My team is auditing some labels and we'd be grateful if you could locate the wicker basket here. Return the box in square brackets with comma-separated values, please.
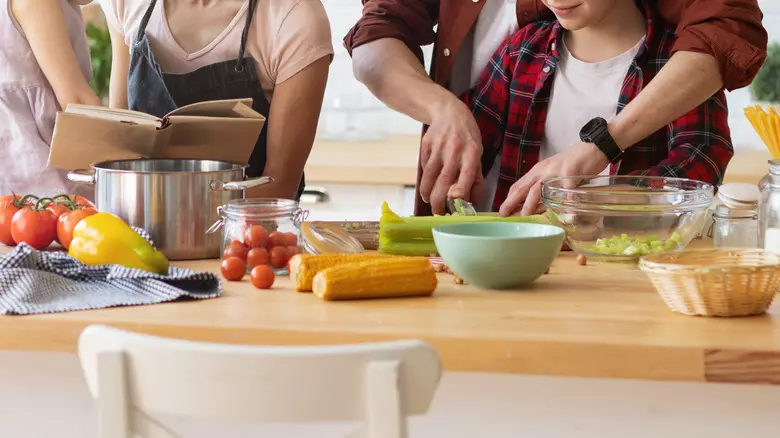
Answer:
[638, 248, 780, 317]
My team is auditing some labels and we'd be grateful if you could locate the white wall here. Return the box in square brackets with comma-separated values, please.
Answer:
[320, 0, 779, 149]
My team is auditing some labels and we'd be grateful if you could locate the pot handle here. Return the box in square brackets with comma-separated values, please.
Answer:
[67, 169, 96, 185]
[211, 176, 274, 191]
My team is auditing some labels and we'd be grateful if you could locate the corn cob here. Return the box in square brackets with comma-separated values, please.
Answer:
[312, 257, 438, 301]
[288, 253, 397, 292]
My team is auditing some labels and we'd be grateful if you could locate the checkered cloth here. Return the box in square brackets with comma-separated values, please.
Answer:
[0, 228, 221, 315]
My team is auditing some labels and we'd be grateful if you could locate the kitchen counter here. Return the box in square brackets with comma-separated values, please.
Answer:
[305, 135, 419, 185]
[305, 134, 772, 187]
[3, 248, 780, 386]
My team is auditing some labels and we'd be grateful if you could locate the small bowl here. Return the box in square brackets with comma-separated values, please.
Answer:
[542, 176, 714, 262]
[432, 222, 565, 290]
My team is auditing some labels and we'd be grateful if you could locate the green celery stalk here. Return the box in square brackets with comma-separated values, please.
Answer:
[380, 215, 551, 240]
[378, 239, 438, 256]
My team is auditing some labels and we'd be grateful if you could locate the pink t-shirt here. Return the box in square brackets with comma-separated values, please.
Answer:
[100, 0, 333, 101]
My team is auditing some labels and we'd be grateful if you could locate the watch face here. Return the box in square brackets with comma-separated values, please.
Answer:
[580, 117, 606, 142]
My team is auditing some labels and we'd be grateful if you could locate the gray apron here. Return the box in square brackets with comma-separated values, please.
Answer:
[127, 0, 304, 199]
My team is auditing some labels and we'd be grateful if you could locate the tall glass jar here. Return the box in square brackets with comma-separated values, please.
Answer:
[759, 160, 780, 252]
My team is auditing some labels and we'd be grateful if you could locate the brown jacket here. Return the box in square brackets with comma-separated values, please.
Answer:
[344, 0, 767, 91]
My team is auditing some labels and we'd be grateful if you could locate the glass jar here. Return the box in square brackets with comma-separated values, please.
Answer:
[712, 204, 758, 248]
[207, 198, 366, 275]
[209, 198, 306, 275]
[760, 160, 780, 253]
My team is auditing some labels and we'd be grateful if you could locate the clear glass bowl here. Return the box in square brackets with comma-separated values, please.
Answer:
[541, 176, 715, 262]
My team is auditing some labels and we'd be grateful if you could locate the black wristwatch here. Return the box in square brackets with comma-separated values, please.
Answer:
[579, 117, 623, 164]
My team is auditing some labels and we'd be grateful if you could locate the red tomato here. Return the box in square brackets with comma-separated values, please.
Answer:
[10, 207, 57, 250]
[286, 232, 299, 246]
[250, 265, 275, 289]
[269, 246, 290, 269]
[243, 225, 269, 248]
[46, 195, 95, 219]
[0, 195, 27, 246]
[287, 246, 300, 256]
[246, 247, 269, 268]
[230, 239, 247, 248]
[220, 257, 246, 281]
[223, 242, 249, 261]
[57, 207, 97, 250]
[267, 231, 287, 248]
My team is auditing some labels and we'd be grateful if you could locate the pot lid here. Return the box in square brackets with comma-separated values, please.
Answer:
[300, 222, 365, 254]
[717, 183, 759, 209]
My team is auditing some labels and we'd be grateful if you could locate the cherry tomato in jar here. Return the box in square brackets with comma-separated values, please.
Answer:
[243, 225, 269, 248]
[246, 247, 269, 268]
[0, 195, 30, 246]
[220, 257, 246, 281]
[223, 241, 249, 261]
[267, 231, 287, 248]
[10, 206, 57, 250]
[287, 245, 300, 256]
[269, 246, 290, 269]
[57, 207, 97, 250]
[250, 265, 275, 289]
[283, 232, 298, 247]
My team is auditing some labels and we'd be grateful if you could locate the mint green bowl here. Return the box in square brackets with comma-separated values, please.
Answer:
[432, 222, 565, 290]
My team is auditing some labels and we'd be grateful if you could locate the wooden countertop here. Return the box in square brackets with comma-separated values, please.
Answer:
[305, 136, 419, 185]
[305, 135, 771, 187]
[3, 248, 780, 385]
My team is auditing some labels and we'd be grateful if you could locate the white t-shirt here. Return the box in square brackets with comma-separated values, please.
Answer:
[541, 37, 645, 175]
[450, 0, 517, 211]
[99, 0, 333, 101]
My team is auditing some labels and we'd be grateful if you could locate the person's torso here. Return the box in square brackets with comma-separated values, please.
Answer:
[485, 14, 679, 210]
[0, 0, 91, 86]
[540, 36, 645, 174]
[110, 0, 329, 102]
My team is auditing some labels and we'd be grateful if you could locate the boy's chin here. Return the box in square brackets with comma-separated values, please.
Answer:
[556, 17, 590, 32]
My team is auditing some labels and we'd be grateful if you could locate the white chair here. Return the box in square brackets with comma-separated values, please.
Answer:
[78, 325, 441, 438]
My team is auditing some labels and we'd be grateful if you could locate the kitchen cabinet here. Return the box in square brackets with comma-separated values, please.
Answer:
[300, 183, 415, 221]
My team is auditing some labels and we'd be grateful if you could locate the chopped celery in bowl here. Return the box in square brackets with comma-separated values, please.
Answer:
[541, 175, 714, 262]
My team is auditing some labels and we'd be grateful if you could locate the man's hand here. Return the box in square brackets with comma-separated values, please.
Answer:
[419, 99, 485, 215]
[499, 141, 610, 217]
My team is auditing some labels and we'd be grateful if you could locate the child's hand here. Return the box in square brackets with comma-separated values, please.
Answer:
[499, 142, 609, 217]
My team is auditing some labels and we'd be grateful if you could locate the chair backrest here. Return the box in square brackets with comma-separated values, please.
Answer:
[78, 325, 441, 438]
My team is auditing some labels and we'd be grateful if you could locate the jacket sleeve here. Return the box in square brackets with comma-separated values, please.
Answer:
[342, 0, 439, 65]
[628, 91, 733, 186]
[656, 0, 768, 91]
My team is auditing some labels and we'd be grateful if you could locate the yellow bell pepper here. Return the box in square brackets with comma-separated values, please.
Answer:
[69, 213, 169, 275]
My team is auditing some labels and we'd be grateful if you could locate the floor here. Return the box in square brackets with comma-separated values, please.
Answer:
[2, 351, 780, 437]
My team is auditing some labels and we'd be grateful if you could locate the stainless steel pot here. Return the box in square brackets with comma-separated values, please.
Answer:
[67, 159, 273, 260]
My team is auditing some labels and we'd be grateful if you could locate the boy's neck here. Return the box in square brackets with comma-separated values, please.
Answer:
[564, 2, 647, 63]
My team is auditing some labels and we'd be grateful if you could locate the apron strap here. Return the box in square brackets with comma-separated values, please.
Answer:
[236, 0, 258, 72]
[135, 0, 158, 44]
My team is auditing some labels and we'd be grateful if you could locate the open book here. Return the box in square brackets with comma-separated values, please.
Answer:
[49, 98, 266, 170]
[62, 98, 261, 128]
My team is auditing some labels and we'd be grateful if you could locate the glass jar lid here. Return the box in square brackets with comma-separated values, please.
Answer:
[300, 221, 365, 254]
[717, 183, 759, 209]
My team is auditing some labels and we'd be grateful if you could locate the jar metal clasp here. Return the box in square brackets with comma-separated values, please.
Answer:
[292, 208, 310, 228]
[206, 205, 227, 235]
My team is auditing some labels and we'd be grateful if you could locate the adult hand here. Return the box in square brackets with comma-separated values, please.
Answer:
[419, 99, 485, 215]
[499, 141, 610, 217]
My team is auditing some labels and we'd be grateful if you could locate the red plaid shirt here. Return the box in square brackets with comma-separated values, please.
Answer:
[462, 4, 733, 211]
